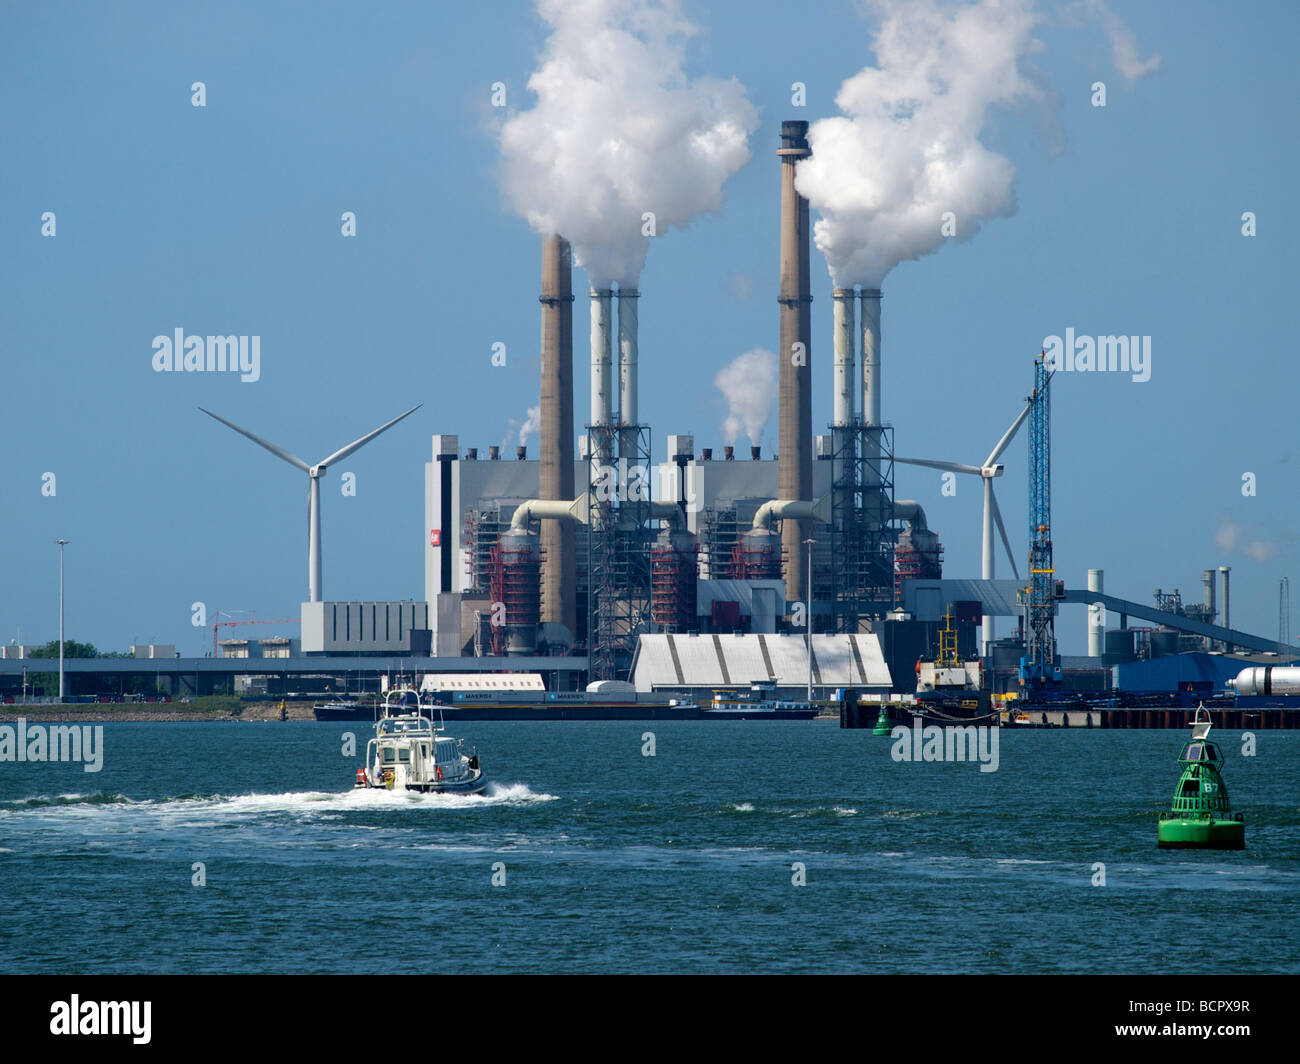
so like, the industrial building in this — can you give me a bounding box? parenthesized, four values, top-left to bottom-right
(43, 117, 1286, 713)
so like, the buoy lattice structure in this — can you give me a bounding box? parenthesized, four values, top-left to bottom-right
(1157, 706, 1244, 850)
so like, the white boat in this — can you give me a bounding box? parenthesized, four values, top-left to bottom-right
(706, 680, 819, 719)
(354, 687, 487, 794)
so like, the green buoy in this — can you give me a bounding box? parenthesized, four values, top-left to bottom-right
(1157, 706, 1244, 850)
(872, 706, 892, 735)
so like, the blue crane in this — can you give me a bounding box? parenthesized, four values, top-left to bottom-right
(1020, 353, 1063, 690)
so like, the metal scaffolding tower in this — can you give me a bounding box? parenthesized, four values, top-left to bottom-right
(586, 423, 652, 681)
(828, 421, 896, 633)
(1021, 353, 1062, 688)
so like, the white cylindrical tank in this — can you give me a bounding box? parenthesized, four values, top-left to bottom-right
(1087, 569, 1105, 658)
(1227, 666, 1300, 696)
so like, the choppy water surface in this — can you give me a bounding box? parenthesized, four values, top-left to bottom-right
(0, 723, 1295, 973)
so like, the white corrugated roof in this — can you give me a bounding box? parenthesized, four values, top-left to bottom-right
(632, 633, 891, 691)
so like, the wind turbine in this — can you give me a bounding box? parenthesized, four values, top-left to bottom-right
(200, 404, 421, 602)
(896, 398, 1031, 656)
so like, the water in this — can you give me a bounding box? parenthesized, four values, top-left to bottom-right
(1, 722, 1296, 973)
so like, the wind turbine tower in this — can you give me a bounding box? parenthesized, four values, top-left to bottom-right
(201, 405, 421, 602)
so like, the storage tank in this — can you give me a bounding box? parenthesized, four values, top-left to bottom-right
(1149, 628, 1180, 659)
(1104, 629, 1136, 664)
(1228, 666, 1300, 696)
(736, 528, 782, 581)
(489, 528, 541, 655)
(651, 529, 699, 632)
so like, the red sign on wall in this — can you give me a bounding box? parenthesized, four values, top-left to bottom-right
(429, 529, 441, 547)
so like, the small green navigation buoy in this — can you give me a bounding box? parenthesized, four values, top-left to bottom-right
(1157, 706, 1244, 850)
(872, 706, 892, 735)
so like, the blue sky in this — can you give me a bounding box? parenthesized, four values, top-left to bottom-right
(2, 0, 1296, 656)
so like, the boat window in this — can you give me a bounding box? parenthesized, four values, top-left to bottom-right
(382, 748, 395, 763)
(398, 748, 410, 761)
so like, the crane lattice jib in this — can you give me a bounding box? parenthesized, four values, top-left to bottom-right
(1026, 354, 1056, 678)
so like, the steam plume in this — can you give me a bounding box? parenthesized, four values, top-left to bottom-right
(795, 0, 1046, 288)
(497, 0, 757, 286)
(715, 348, 776, 446)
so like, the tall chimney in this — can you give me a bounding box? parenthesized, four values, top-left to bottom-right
(540, 235, 576, 635)
(777, 119, 813, 610)
(832, 288, 855, 428)
(1203, 568, 1217, 620)
(618, 287, 639, 428)
(860, 288, 883, 497)
(1220, 566, 1232, 652)
(590, 287, 613, 470)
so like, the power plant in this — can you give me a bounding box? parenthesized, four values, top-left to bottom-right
(8, 118, 1294, 723)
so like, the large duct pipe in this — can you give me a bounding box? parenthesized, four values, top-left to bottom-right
(540, 235, 576, 635)
(510, 493, 590, 532)
(617, 288, 638, 428)
(752, 494, 832, 532)
(778, 120, 813, 610)
(893, 500, 929, 532)
(1088, 569, 1105, 658)
(832, 289, 855, 427)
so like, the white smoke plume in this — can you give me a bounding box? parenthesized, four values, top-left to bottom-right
(795, 0, 1046, 288)
(497, 0, 758, 286)
(517, 404, 542, 446)
(795, 0, 1160, 288)
(715, 348, 776, 446)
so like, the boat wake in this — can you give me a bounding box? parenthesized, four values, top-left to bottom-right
(1, 783, 558, 820)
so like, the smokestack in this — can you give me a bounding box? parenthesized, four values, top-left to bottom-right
(751, 446, 761, 460)
(1087, 569, 1104, 658)
(618, 288, 639, 428)
(701, 448, 713, 461)
(1203, 568, 1217, 620)
(466, 447, 478, 460)
(516, 445, 527, 461)
(859, 289, 882, 429)
(489, 445, 500, 460)
(832, 288, 855, 427)
(778, 119, 813, 609)
(1220, 566, 1232, 651)
(724, 445, 735, 461)
(590, 287, 613, 462)
(540, 235, 577, 636)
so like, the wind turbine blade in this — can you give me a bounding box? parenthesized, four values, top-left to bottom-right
(988, 487, 1020, 581)
(983, 402, 1032, 469)
(318, 405, 422, 469)
(895, 457, 983, 477)
(200, 408, 310, 472)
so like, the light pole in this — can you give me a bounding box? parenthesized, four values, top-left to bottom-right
(804, 537, 815, 704)
(57, 538, 69, 703)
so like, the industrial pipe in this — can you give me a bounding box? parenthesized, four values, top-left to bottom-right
(752, 494, 831, 532)
(510, 493, 590, 532)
